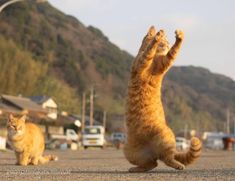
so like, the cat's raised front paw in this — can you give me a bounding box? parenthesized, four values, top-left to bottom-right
(175, 30, 184, 40)
(155, 30, 165, 41)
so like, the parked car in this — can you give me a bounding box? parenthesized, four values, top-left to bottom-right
(46, 129, 78, 150)
(202, 132, 225, 150)
(111, 132, 126, 149)
(82, 126, 105, 149)
(176, 137, 190, 150)
(50, 129, 78, 141)
(205, 137, 223, 150)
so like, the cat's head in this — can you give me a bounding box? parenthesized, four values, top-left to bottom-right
(7, 114, 26, 137)
(156, 32, 170, 55)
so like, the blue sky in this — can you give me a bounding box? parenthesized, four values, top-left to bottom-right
(49, 0, 235, 80)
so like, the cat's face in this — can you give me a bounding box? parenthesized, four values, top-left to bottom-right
(156, 35, 170, 56)
(7, 114, 26, 137)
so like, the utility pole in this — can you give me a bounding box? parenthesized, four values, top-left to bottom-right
(184, 124, 188, 139)
(227, 108, 230, 134)
(233, 118, 235, 135)
(81, 92, 86, 132)
(103, 110, 106, 132)
(89, 87, 94, 126)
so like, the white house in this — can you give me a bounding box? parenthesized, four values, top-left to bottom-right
(31, 96, 58, 120)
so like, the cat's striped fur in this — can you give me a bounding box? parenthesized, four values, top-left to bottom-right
(7, 114, 58, 166)
(124, 26, 201, 172)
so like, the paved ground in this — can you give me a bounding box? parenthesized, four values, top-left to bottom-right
(0, 148, 235, 181)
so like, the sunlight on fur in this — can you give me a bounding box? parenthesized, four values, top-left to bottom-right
(124, 26, 202, 172)
(7, 114, 58, 166)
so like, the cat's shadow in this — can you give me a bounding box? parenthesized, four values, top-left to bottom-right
(70, 168, 235, 175)
(0, 167, 235, 176)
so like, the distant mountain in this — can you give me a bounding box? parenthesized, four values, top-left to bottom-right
(0, 1, 132, 115)
(0, 1, 234, 132)
(164, 66, 235, 132)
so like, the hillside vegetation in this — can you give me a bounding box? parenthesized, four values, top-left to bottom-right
(0, 1, 234, 132)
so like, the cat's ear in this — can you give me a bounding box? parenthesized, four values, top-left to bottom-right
(7, 114, 14, 125)
(19, 114, 26, 123)
(8, 114, 14, 122)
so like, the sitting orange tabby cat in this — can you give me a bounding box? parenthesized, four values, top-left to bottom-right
(7, 114, 58, 166)
(124, 26, 202, 172)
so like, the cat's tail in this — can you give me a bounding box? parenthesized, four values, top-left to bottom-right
(174, 137, 202, 166)
(38, 155, 58, 164)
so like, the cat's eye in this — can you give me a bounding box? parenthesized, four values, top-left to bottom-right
(10, 125, 16, 129)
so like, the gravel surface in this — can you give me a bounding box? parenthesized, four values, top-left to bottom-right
(0, 148, 235, 181)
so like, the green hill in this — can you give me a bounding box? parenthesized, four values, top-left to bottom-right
(0, 1, 132, 115)
(164, 66, 235, 132)
(0, 1, 234, 132)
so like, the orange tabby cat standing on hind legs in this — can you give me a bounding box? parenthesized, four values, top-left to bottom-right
(7, 114, 58, 166)
(124, 26, 202, 172)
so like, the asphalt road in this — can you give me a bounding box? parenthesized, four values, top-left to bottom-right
(0, 148, 235, 181)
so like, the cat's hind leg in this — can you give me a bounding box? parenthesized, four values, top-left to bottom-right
(152, 127, 185, 170)
(163, 158, 185, 170)
(161, 150, 185, 170)
(124, 143, 158, 172)
(129, 161, 158, 173)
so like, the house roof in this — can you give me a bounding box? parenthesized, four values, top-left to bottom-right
(0, 102, 22, 114)
(1, 94, 47, 113)
(30, 95, 51, 104)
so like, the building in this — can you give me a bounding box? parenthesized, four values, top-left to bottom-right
(31, 96, 58, 120)
(0, 94, 47, 118)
